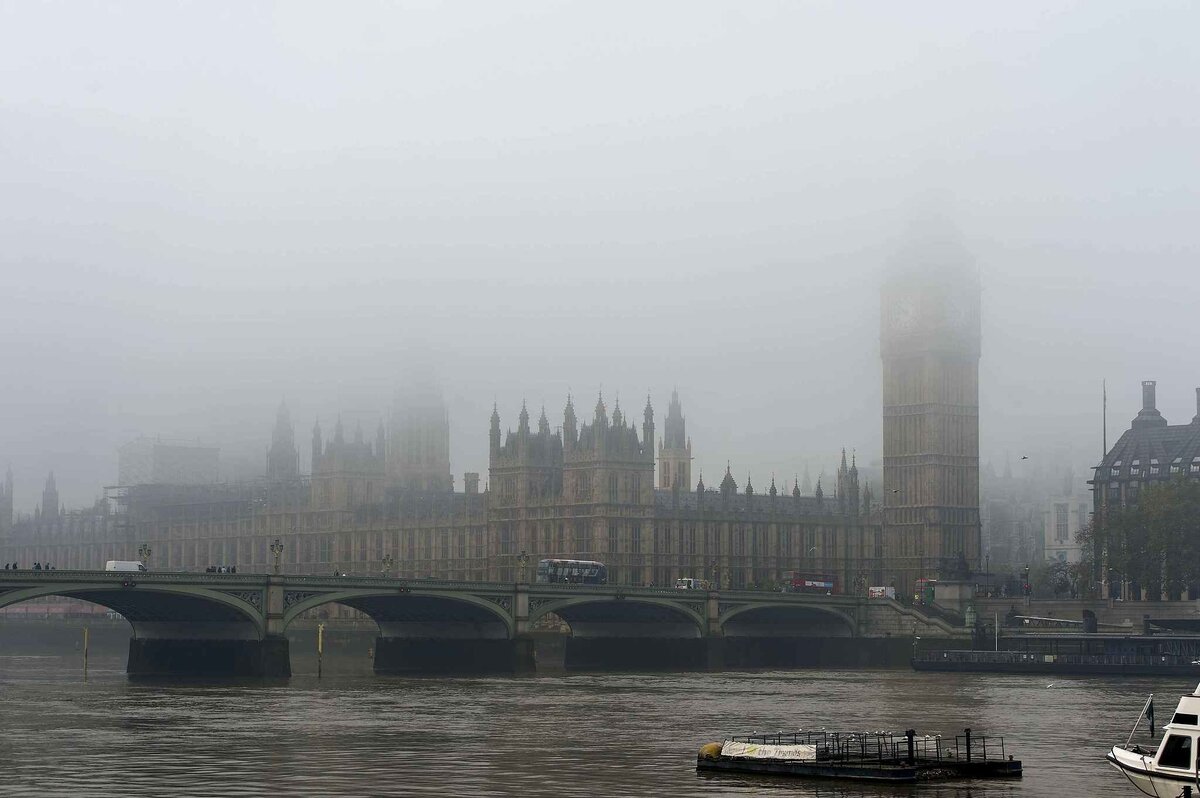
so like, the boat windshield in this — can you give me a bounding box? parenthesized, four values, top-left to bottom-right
(1158, 735, 1194, 770)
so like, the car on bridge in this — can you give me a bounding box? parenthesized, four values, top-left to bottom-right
(104, 560, 147, 572)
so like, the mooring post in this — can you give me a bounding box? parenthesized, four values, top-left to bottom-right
(317, 622, 325, 679)
(964, 727, 972, 763)
(906, 729, 915, 765)
(83, 626, 90, 680)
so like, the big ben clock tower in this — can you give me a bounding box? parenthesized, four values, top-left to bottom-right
(880, 243, 981, 596)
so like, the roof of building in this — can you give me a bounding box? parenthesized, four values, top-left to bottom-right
(1094, 383, 1200, 481)
(653, 487, 833, 517)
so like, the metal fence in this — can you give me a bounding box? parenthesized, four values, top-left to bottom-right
(728, 729, 1007, 765)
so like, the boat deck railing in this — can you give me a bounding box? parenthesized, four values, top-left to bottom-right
(728, 729, 1008, 766)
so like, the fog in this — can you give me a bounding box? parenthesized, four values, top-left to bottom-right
(2, 1, 1197, 510)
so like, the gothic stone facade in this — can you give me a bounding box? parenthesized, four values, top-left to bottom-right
(1, 395, 878, 595)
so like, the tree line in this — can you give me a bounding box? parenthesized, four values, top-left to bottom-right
(1078, 476, 1200, 600)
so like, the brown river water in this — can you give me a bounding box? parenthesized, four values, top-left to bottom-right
(0, 634, 1182, 798)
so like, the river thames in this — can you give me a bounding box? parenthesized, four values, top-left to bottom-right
(0, 639, 1173, 797)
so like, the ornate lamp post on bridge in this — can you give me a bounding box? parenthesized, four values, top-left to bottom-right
(382, 554, 394, 578)
(137, 543, 152, 567)
(270, 538, 284, 575)
(517, 549, 529, 584)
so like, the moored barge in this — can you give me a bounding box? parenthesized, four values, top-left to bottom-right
(697, 728, 1021, 783)
(913, 649, 1200, 676)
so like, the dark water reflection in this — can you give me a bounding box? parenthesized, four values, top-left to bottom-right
(0, 650, 1179, 797)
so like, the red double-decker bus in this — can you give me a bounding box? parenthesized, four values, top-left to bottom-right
(784, 571, 839, 595)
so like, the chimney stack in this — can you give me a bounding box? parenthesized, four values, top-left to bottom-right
(1193, 387, 1200, 424)
(1142, 380, 1157, 411)
(1133, 379, 1167, 429)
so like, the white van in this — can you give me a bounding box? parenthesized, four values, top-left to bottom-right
(105, 560, 147, 572)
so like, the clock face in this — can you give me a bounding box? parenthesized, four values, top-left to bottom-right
(889, 296, 918, 334)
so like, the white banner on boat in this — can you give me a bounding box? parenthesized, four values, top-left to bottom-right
(720, 741, 818, 761)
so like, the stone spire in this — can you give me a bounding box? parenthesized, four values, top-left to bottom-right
(563, 394, 577, 446)
(719, 463, 738, 496)
(267, 400, 300, 479)
(41, 471, 59, 519)
(489, 403, 501, 458)
(311, 419, 323, 470)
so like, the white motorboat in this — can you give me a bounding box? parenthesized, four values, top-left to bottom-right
(1109, 684, 1200, 796)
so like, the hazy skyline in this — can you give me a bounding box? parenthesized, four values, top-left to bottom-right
(2, 1, 1198, 510)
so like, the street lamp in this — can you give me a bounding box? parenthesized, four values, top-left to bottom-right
(517, 550, 528, 583)
(709, 559, 720, 591)
(270, 538, 284, 575)
(137, 543, 152, 567)
(382, 553, 394, 577)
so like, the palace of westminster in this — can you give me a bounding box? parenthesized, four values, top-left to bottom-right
(0, 262, 984, 598)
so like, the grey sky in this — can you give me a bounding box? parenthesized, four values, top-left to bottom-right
(2, 1, 1197, 510)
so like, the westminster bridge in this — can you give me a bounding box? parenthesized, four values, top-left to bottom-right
(0, 570, 961, 677)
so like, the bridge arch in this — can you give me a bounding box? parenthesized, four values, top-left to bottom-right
(529, 595, 706, 638)
(281, 588, 514, 639)
(0, 582, 266, 639)
(720, 602, 857, 638)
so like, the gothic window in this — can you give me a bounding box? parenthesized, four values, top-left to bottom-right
(575, 520, 590, 553)
(1055, 505, 1069, 542)
(608, 523, 618, 554)
(609, 474, 619, 503)
(663, 462, 670, 486)
(631, 473, 641, 501)
(631, 523, 642, 553)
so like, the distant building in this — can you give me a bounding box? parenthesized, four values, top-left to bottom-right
(1043, 494, 1089, 565)
(117, 437, 219, 486)
(40, 471, 59, 520)
(657, 389, 692, 490)
(4, 256, 987, 596)
(880, 242, 982, 593)
(1090, 381, 1200, 595)
(1092, 381, 1200, 513)
(0, 467, 13, 537)
(311, 417, 388, 510)
(266, 401, 300, 480)
(387, 383, 452, 492)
